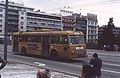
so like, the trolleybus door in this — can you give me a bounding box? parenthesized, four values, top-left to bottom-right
(42, 36, 50, 57)
(13, 36, 19, 52)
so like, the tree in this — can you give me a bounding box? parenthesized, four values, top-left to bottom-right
(101, 18, 115, 50)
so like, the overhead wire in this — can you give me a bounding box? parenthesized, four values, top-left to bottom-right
(69, 0, 120, 15)
(70, 0, 120, 7)
(43, 0, 120, 14)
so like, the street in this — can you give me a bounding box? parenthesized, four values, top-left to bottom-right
(0, 45, 120, 78)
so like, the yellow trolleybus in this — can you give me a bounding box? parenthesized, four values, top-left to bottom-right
(12, 30, 87, 59)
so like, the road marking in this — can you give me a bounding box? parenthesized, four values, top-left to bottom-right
(34, 61, 120, 75)
(102, 69, 120, 74)
(34, 62, 46, 66)
(51, 61, 83, 68)
(87, 56, 120, 67)
(104, 63, 120, 67)
(87, 55, 120, 65)
(87, 52, 120, 57)
(58, 62, 120, 74)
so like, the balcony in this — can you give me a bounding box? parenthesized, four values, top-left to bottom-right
(8, 17, 19, 20)
(8, 22, 18, 25)
(8, 12, 19, 16)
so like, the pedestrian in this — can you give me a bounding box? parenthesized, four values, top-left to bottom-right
(89, 53, 102, 78)
(81, 64, 94, 78)
(37, 68, 50, 78)
(0, 56, 7, 78)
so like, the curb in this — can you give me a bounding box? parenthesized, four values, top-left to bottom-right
(8, 59, 81, 78)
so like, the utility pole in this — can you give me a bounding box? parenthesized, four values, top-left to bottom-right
(4, 0, 8, 61)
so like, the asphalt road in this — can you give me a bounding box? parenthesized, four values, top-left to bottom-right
(0, 45, 120, 78)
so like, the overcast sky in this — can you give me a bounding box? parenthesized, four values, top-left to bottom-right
(4, 0, 120, 27)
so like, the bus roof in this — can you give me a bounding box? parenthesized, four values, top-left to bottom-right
(12, 31, 84, 36)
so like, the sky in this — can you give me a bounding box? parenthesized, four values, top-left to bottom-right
(4, 0, 120, 27)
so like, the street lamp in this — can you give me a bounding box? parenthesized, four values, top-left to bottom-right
(4, 0, 8, 61)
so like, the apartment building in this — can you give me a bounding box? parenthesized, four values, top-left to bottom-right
(0, 1, 62, 33)
(0, 1, 34, 34)
(71, 13, 98, 48)
(86, 13, 98, 48)
(62, 16, 76, 30)
(62, 13, 98, 48)
(72, 13, 87, 36)
(0, 1, 62, 44)
(26, 11, 62, 31)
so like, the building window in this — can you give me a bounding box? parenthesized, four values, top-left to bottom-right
(0, 14, 2, 17)
(21, 21, 24, 25)
(27, 17, 31, 20)
(21, 12, 24, 15)
(0, 30, 2, 32)
(0, 9, 2, 12)
(41, 23, 45, 26)
(0, 25, 2, 28)
(29, 22, 33, 25)
(21, 26, 23, 29)
(0, 20, 2, 23)
(21, 17, 24, 20)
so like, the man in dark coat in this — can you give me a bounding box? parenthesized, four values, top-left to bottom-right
(0, 56, 6, 78)
(89, 53, 102, 78)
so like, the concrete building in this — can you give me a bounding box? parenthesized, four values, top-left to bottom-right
(71, 13, 98, 48)
(0, 1, 34, 34)
(113, 27, 120, 38)
(62, 13, 98, 48)
(0, 1, 62, 33)
(0, 1, 62, 44)
(62, 16, 76, 30)
(72, 13, 87, 37)
(86, 13, 98, 48)
(26, 11, 62, 31)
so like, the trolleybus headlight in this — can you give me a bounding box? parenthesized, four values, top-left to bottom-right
(72, 51, 75, 54)
(80, 47, 84, 50)
(76, 47, 84, 50)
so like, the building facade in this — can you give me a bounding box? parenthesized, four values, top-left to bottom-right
(26, 11, 62, 31)
(86, 13, 98, 48)
(72, 13, 87, 37)
(0, 1, 34, 34)
(62, 13, 98, 48)
(62, 16, 76, 30)
(0, 1, 62, 34)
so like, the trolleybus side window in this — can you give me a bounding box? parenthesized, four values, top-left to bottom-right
(50, 36, 63, 44)
(37, 36, 41, 43)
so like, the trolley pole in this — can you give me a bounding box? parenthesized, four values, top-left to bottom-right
(4, 0, 8, 61)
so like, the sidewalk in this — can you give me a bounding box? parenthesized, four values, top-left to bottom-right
(0, 61, 79, 78)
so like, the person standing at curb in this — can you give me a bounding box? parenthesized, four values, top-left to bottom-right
(89, 53, 102, 78)
(0, 56, 7, 78)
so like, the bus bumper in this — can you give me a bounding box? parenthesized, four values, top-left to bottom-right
(78, 54, 87, 58)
